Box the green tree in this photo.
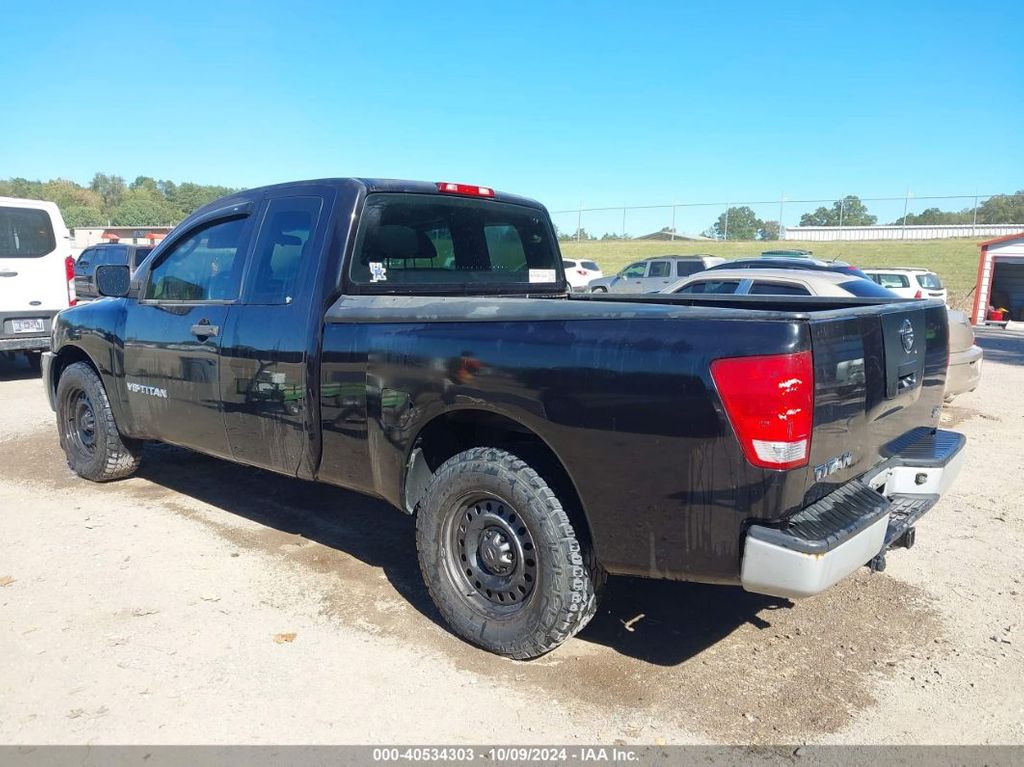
[169,182,237,216]
[889,207,967,226]
[713,206,762,240]
[758,220,781,240]
[109,197,179,226]
[799,195,877,227]
[129,175,162,200]
[41,178,103,211]
[89,173,127,211]
[62,205,106,229]
[977,191,1024,224]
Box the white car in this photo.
[587,254,725,294]
[663,268,981,401]
[863,268,947,302]
[562,258,602,291]
[0,197,75,370]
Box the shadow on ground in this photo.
[975,323,1024,366]
[0,353,42,382]
[136,442,780,667]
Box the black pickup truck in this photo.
[42,178,965,659]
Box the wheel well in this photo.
[51,346,96,397]
[406,410,594,549]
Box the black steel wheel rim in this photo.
[63,388,98,460]
[443,493,538,616]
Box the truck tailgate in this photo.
[802,299,950,506]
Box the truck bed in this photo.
[320,293,949,582]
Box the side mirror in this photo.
[96,265,131,298]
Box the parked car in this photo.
[74,243,154,302]
[664,268,981,400]
[587,254,725,293]
[761,249,813,257]
[562,258,602,291]
[0,196,74,370]
[863,268,948,302]
[945,309,983,401]
[44,178,963,659]
[704,256,869,280]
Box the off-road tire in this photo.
[56,362,143,481]
[416,447,603,659]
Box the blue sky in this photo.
[3,1,1022,233]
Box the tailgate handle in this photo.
[190,321,220,338]
[897,362,918,392]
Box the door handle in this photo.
[190,322,220,338]
[0,270,18,277]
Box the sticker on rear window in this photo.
[369,262,388,282]
[529,269,556,283]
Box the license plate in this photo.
[11,318,45,334]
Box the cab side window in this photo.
[144,217,249,301]
[648,261,671,278]
[621,262,646,278]
[245,197,323,304]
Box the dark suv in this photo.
[73,244,153,302]
[704,256,869,280]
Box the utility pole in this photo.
[670,204,677,241]
[723,206,730,241]
[779,193,785,240]
[901,188,911,239]
[576,202,582,243]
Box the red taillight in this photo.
[65,255,77,307]
[914,290,923,299]
[710,351,814,470]
[436,182,495,197]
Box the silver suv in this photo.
[587,254,725,293]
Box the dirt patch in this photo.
[0,426,943,742]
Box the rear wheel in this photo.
[416,447,602,659]
[56,362,143,481]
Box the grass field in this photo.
[560,239,984,309]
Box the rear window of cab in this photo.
[349,193,562,291]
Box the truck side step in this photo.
[884,493,937,548]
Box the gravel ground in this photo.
[0,329,1021,745]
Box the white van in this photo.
[0,197,74,370]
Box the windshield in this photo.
[350,193,562,290]
[916,272,943,289]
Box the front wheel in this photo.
[416,447,602,659]
[56,362,143,481]
[591,286,608,293]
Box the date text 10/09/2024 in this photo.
[371,747,640,762]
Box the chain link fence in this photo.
[549,192,1024,243]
